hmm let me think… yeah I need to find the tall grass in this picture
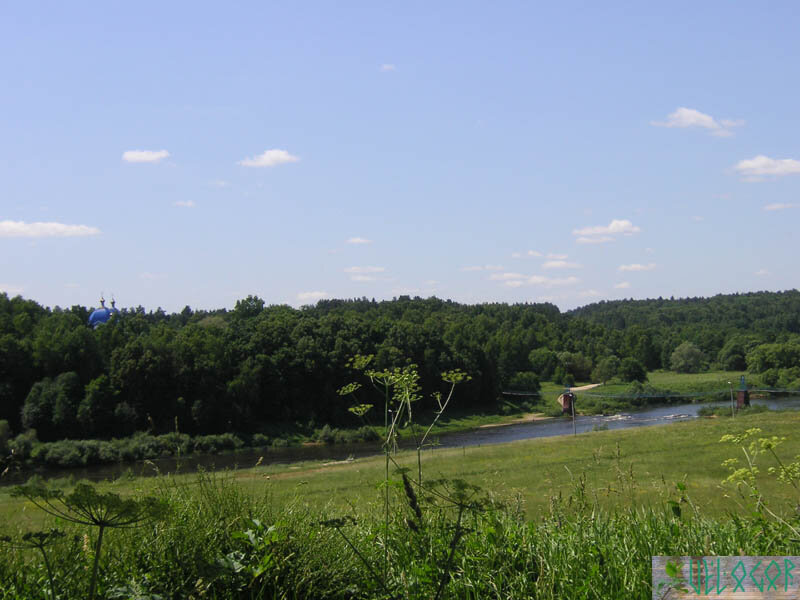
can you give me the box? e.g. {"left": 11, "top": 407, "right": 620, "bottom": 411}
{"left": 1, "top": 460, "right": 799, "bottom": 599}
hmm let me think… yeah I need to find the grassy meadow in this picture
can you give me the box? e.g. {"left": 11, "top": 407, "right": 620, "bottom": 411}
{"left": 2, "top": 409, "right": 800, "bottom": 598}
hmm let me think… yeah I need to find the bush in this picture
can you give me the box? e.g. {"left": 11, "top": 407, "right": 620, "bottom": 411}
{"left": 192, "top": 434, "right": 245, "bottom": 455}
{"left": 36, "top": 440, "right": 84, "bottom": 467}
{"left": 251, "top": 433, "right": 270, "bottom": 447}
{"left": 315, "top": 424, "right": 335, "bottom": 444}
{"left": 8, "top": 429, "right": 37, "bottom": 460}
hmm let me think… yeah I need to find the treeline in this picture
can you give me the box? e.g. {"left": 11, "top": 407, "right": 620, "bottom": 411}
{"left": 2, "top": 291, "right": 800, "bottom": 446}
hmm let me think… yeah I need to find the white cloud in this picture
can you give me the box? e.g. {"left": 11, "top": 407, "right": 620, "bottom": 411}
{"left": 0, "top": 220, "right": 100, "bottom": 238}
{"left": 720, "top": 119, "right": 745, "bottom": 129}
{"left": 618, "top": 263, "right": 656, "bottom": 272}
{"left": 239, "top": 149, "right": 300, "bottom": 168}
{"left": 298, "top": 291, "right": 329, "bottom": 302}
{"left": 543, "top": 260, "right": 582, "bottom": 269}
{"left": 461, "top": 264, "right": 504, "bottom": 272}
{"left": 614, "top": 282, "right": 631, "bottom": 289}
{"left": 0, "top": 283, "right": 24, "bottom": 295}
{"left": 528, "top": 250, "right": 543, "bottom": 257}
{"left": 755, "top": 269, "right": 770, "bottom": 276}
{"left": 122, "top": 149, "right": 170, "bottom": 163}
{"left": 504, "top": 275, "right": 580, "bottom": 288}
{"left": 344, "top": 266, "right": 385, "bottom": 274}
{"left": 350, "top": 275, "right": 376, "bottom": 282}
{"left": 546, "top": 253, "right": 568, "bottom": 259}
{"left": 380, "top": 63, "right": 396, "bottom": 72}
{"left": 764, "top": 203, "right": 797, "bottom": 211}
{"left": 174, "top": 200, "right": 195, "bottom": 208}
{"left": 573, "top": 219, "right": 641, "bottom": 237}
{"left": 489, "top": 272, "right": 526, "bottom": 281}
{"left": 651, "top": 107, "right": 743, "bottom": 137}
{"left": 576, "top": 236, "right": 614, "bottom": 244}
{"left": 578, "top": 289, "right": 602, "bottom": 298}
{"left": 735, "top": 155, "right": 800, "bottom": 179}
{"left": 346, "top": 237, "right": 372, "bottom": 244}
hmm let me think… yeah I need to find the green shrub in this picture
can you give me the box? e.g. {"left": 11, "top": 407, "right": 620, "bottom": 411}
{"left": 251, "top": 433, "right": 270, "bottom": 447}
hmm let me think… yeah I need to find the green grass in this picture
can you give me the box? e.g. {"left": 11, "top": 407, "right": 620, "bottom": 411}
{"left": 584, "top": 370, "right": 747, "bottom": 397}
{"left": 246, "top": 409, "right": 800, "bottom": 517}
{"left": 4, "top": 408, "right": 796, "bottom": 522}
{"left": 2, "top": 410, "right": 800, "bottom": 599}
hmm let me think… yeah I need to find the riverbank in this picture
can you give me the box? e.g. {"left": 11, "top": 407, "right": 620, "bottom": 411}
{"left": 4, "top": 409, "right": 800, "bottom": 600}
{"left": 4, "top": 409, "right": 799, "bottom": 522}
{"left": 0, "top": 370, "right": 757, "bottom": 478}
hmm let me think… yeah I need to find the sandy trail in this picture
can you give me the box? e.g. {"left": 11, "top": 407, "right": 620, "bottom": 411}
{"left": 569, "top": 383, "right": 603, "bottom": 392}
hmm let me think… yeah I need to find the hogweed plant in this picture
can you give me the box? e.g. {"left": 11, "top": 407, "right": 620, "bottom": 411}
{"left": 10, "top": 482, "right": 167, "bottom": 600}
{"left": 0, "top": 528, "right": 68, "bottom": 600}
{"left": 334, "top": 355, "right": 476, "bottom": 597}
{"left": 720, "top": 427, "right": 800, "bottom": 539}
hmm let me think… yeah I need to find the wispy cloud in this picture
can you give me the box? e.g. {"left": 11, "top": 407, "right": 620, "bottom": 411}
{"left": 346, "top": 237, "right": 372, "bottom": 244}
{"left": 573, "top": 219, "right": 641, "bottom": 237}
{"left": 755, "top": 269, "right": 770, "bottom": 276}
{"left": 350, "top": 275, "right": 376, "bottom": 282}
{"left": 344, "top": 266, "right": 385, "bottom": 274}
{"left": 614, "top": 281, "right": 631, "bottom": 289}
{"left": 174, "top": 200, "right": 196, "bottom": 208}
{"left": 489, "top": 272, "right": 526, "bottom": 281}
{"left": 735, "top": 155, "right": 800, "bottom": 180}
{"left": 504, "top": 275, "right": 580, "bottom": 288}
{"left": 651, "top": 107, "right": 743, "bottom": 137}
{"left": 239, "top": 149, "right": 300, "bottom": 168}
{"left": 618, "top": 263, "right": 656, "bottom": 272}
{"left": 576, "top": 236, "right": 613, "bottom": 244}
{"left": 0, "top": 220, "right": 100, "bottom": 238}
{"left": 763, "top": 203, "right": 797, "bottom": 211}
{"left": 297, "top": 291, "right": 329, "bottom": 302}
{"left": 0, "top": 283, "right": 24, "bottom": 295}
{"left": 512, "top": 250, "right": 542, "bottom": 258}
{"left": 379, "top": 64, "right": 396, "bottom": 72}
{"left": 578, "top": 289, "right": 602, "bottom": 298}
{"left": 542, "top": 260, "right": 581, "bottom": 269}
{"left": 122, "top": 149, "right": 170, "bottom": 163}
{"left": 461, "top": 264, "right": 504, "bottom": 272}
{"left": 546, "top": 253, "right": 568, "bottom": 260}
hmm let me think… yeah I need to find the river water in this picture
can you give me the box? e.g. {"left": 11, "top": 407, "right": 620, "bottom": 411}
{"left": 4, "top": 396, "right": 799, "bottom": 486}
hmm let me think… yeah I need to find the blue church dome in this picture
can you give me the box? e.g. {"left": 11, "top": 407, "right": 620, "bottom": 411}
{"left": 88, "top": 297, "right": 119, "bottom": 328}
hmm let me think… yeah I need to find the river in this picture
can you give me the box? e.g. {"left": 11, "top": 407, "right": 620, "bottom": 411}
{"left": 4, "top": 396, "right": 799, "bottom": 486}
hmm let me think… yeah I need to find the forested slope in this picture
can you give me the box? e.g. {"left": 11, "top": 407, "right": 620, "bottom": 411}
{"left": 1, "top": 290, "right": 799, "bottom": 445}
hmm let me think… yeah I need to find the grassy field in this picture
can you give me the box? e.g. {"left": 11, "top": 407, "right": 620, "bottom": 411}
{"left": 3, "top": 406, "right": 796, "bottom": 523}
{"left": 3, "top": 409, "right": 799, "bottom": 598}
{"left": 241, "top": 408, "right": 800, "bottom": 516}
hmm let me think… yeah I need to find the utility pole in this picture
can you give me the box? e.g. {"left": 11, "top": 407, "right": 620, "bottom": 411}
{"left": 568, "top": 385, "right": 576, "bottom": 436}
{"left": 728, "top": 381, "right": 734, "bottom": 418}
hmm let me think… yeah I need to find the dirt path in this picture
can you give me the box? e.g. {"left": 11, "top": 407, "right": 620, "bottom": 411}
{"left": 569, "top": 382, "right": 603, "bottom": 392}
{"left": 478, "top": 412, "right": 552, "bottom": 428}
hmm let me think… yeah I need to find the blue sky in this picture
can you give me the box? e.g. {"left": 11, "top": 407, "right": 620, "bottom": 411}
{"left": 2, "top": 2, "right": 799, "bottom": 312}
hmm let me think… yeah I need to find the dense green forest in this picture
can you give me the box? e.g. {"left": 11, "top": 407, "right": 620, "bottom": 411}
{"left": 2, "top": 290, "right": 800, "bottom": 450}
